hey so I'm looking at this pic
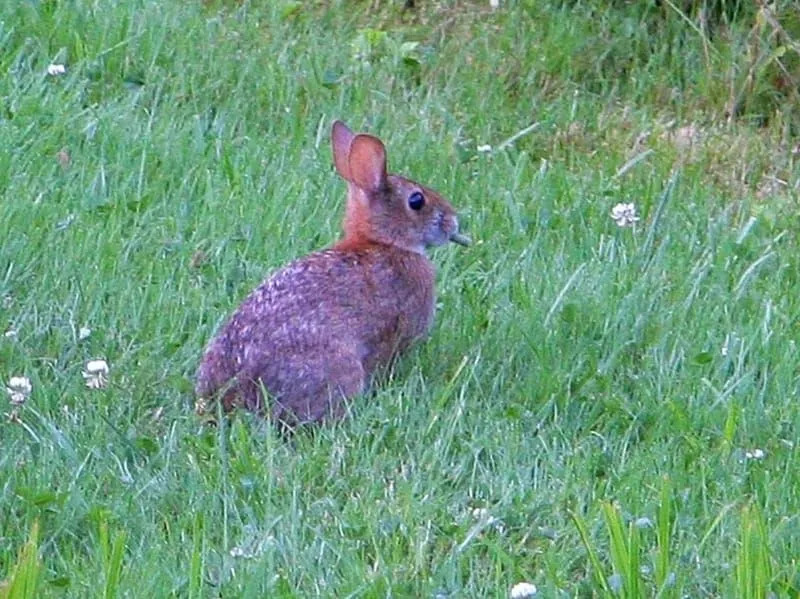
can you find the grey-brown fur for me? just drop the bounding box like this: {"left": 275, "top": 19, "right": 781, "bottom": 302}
{"left": 195, "top": 120, "right": 468, "bottom": 427}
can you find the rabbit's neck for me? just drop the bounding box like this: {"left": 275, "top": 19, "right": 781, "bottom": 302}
{"left": 333, "top": 236, "right": 424, "bottom": 256}
{"left": 340, "top": 193, "right": 426, "bottom": 255}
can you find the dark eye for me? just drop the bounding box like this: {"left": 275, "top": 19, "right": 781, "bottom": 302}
{"left": 408, "top": 191, "right": 425, "bottom": 211}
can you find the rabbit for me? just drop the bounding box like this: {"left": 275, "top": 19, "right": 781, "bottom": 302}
{"left": 195, "top": 120, "right": 469, "bottom": 428}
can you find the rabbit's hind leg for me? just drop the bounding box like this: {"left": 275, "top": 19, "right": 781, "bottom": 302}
{"left": 271, "top": 348, "right": 366, "bottom": 426}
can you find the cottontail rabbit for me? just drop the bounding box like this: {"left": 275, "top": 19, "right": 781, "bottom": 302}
{"left": 195, "top": 120, "right": 469, "bottom": 427}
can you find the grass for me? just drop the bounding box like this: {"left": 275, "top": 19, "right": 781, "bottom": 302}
{"left": 1, "top": 0, "right": 799, "bottom": 596}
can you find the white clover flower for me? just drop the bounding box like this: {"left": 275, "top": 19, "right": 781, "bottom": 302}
{"left": 78, "top": 326, "right": 92, "bottom": 341}
{"left": 229, "top": 531, "right": 274, "bottom": 559}
{"left": 477, "top": 144, "right": 493, "bottom": 153}
{"left": 6, "top": 376, "right": 32, "bottom": 405}
{"left": 195, "top": 397, "right": 210, "bottom": 416}
{"left": 4, "top": 329, "right": 17, "bottom": 339}
{"left": 510, "top": 581, "right": 537, "bottom": 598}
{"left": 83, "top": 359, "right": 109, "bottom": 389}
{"left": 611, "top": 202, "right": 640, "bottom": 227}
{"left": 471, "top": 507, "right": 491, "bottom": 520}
{"left": 745, "top": 448, "right": 766, "bottom": 460}
{"left": 47, "top": 64, "right": 66, "bottom": 76}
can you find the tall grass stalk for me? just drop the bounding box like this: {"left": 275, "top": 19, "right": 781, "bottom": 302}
{"left": 0, "top": 522, "right": 42, "bottom": 599}
{"left": 735, "top": 504, "right": 773, "bottom": 599}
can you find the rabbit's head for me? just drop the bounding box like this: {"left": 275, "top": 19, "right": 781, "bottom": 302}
{"left": 332, "top": 121, "right": 469, "bottom": 254}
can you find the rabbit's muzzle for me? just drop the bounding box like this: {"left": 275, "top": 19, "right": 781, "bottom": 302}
{"left": 426, "top": 210, "right": 470, "bottom": 247}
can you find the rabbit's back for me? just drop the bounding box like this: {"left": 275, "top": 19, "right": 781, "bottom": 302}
{"left": 195, "top": 246, "right": 435, "bottom": 421}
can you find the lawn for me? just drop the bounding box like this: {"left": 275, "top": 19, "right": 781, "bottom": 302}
{"left": 1, "top": 0, "right": 798, "bottom": 596}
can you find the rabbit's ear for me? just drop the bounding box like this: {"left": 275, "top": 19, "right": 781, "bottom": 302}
{"left": 332, "top": 121, "right": 355, "bottom": 181}
{"left": 348, "top": 134, "right": 387, "bottom": 192}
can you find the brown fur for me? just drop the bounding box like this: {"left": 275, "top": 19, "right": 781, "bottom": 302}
{"left": 195, "top": 121, "right": 466, "bottom": 427}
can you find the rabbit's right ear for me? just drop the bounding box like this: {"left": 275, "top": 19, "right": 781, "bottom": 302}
{"left": 332, "top": 121, "right": 355, "bottom": 181}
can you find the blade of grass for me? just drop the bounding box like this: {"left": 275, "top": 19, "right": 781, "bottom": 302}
{"left": 0, "top": 521, "right": 42, "bottom": 599}
{"left": 736, "top": 504, "right": 773, "bottom": 599}
{"left": 640, "top": 170, "right": 679, "bottom": 269}
{"left": 188, "top": 513, "right": 206, "bottom": 599}
{"left": 602, "top": 501, "right": 641, "bottom": 598}
{"left": 570, "top": 510, "right": 611, "bottom": 595}
{"left": 654, "top": 476, "right": 674, "bottom": 598}
{"left": 98, "top": 519, "right": 127, "bottom": 599}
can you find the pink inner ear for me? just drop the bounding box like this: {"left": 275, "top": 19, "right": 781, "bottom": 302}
{"left": 348, "top": 134, "right": 387, "bottom": 192}
{"left": 331, "top": 121, "right": 355, "bottom": 181}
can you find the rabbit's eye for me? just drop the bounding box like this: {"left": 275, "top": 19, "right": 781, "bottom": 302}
{"left": 408, "top": 191, "right": 425, "bottom": 211}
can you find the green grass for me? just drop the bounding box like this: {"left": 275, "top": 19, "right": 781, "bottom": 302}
{"left": 1, "top": 0, "right": 799, "bottom": 596}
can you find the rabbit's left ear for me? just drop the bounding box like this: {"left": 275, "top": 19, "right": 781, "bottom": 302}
{"left": 332, "top": 121, "right": 355, "bottom": 181}
{"left": 348, "top": 134, "right": 387, "bottom": 193}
